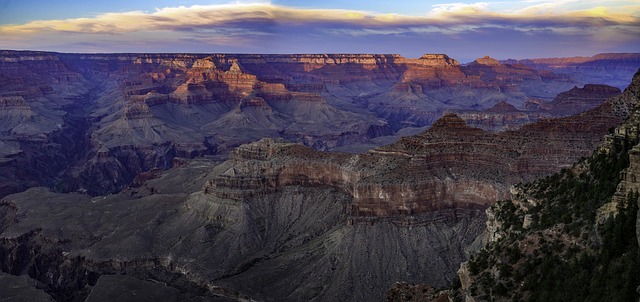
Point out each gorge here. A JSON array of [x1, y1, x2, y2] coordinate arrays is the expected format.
[[1, 51, 639, 301]]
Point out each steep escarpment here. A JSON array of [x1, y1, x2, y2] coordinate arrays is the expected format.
[[0, 97, 631, 302], [363, 55, 577, 131], [546, 84, 622, 116], [0, 161, 485, 301], [455, 101, 542, 132], [205, 93, 625, 219], [0, 52, 95, 197]]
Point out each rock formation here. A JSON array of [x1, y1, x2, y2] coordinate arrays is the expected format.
[[1, 51, 639, 301], [547, 84, 622, 116], [454, 84, 621, 132], [2, 69, 639, 301], [3, 50, 617, 196]]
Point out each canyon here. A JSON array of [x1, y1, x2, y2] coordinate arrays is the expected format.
[[0, 51, 634, 197], [1, 51, 639, 301]]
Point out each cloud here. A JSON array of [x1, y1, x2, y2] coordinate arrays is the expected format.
[[0, 2, 638, 60], [428, 2, 492, 16], [2, 2, 636, 33]]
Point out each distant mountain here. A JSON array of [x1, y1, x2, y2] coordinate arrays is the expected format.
[[502, 53, 640, 90]]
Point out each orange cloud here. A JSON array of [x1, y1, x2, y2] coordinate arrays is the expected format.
[[0, 2, 634, 34], [0, 2, 637, 58]]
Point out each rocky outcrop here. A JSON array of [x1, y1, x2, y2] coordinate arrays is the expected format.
[[547, 84, 621, 116], [470, 55, 501, 66], [204, 86, 630, 219], [456, 101, 541, 132], [0, 52, 93, 197], [456, 84, 621, 132], [0, 167, 486, 301], [3, 77, 631, 299]]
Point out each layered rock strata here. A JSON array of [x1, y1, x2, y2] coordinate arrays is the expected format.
[[0, 165, 485, 301], [456, 84, 621, 132], [1, 51, 602, 196], [1, 70, 639, 301]]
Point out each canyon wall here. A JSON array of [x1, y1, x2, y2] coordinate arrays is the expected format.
[[0, 81, 635, 300], [1, 51, 626, 196]]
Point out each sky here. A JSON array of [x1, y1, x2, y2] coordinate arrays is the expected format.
[[0, 0, 638, 62]]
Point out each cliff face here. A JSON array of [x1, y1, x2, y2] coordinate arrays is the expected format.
[[205, 90, 625, 219], [547, 84, 622, 116], [456, 84, 621, 132], [0, 160, 486, 301], [0, 52, 92, 197]]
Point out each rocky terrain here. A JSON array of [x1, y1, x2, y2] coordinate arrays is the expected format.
[[454, 83, 620, 132], [1, 67, 639, 301], [389, 69, 640, 301], [1, 51, 639, 301], [2, 51, 632, 197]]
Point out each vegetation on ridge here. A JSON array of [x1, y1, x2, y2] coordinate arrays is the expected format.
[[461, 134, 640, 302]]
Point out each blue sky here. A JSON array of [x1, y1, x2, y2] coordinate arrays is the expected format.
[[0, 0, 638, 61]]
